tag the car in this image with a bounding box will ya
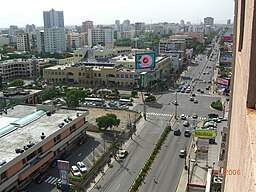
[183,120,190,127]
[173,128,181,136]
[203,80,206,83]
[191,93,196,97]
[34,172,49,184]
[192,113,198,119]
[172,100,178,105]
[212,118,222,123]
[207,72,210,74]
[197,89,201,92]
[201,90,204,94]
[184,130,191,137]
[117,149,128,159]
[179,149,186,158]
[203,72,206,75]
[206,87,210,90]
[208,113,219,118]
[77,162,87,173]
[189,97,194,101]
[180,114,186,120]
[186,89,191,93]
[50,158,58,168]
[194,99,198,103]
[71,165,82,177]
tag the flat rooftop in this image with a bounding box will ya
[0,105,87,165]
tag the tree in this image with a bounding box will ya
[39,87,58,102]
[65,89,88,108]
[8,79,25,87]
[96,113,120,130]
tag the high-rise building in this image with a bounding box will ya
[16,32,30,52]
[66,32,88,50]
[81,20,93,32]
[180,20,185,26]
[43,8,64,28]
[36,30,45,53]
[88,27,114,48]
[204,17,214,26]
[122,19,131,31]
[44,27,66,53]
[227,19,231,25]
[25,24,36,33]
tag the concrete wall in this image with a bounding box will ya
[223,0,256,191]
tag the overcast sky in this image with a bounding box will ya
[0,0,234,28]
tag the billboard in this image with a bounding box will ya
[135,53,155,72]
[57,160,70,188]
[191,129,217,139]
[139,72,149,88]
[216,77,229,86]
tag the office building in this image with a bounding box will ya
[16,33,30,52]
[0,104,89,192]
[204,17,214,26]
[43,8,64,28]
[222,0,256,191]
[81,20,93,32]
[44,27,66,53]
[88,27,114,48]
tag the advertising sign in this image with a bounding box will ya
[57,160,70,188]
[191,129,217,139]
[216,77,229,86]
[135,53,155,72]
[140,72,149,88]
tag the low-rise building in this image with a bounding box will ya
[0,103,89,192]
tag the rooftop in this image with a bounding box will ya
[0,105,87,165]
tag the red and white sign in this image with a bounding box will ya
[216,78,229,86]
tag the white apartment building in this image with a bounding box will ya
[88,27,114,48]
[116,31,135,39]
[16,33,30,52]
[44,27,66,53]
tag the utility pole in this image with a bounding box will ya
[175,89,178,119]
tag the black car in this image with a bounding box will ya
[184,130,191,137]
[208,113,219,118]
[174,128,181,136]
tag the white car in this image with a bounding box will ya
[77,162,87,173]
[180,114,186,120]
[71,165,82,177]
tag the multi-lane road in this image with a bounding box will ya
[89,42,223,192]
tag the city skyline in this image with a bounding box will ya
[0,0,234,28]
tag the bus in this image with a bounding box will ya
[84,98,105,106]
[119,99,133,106]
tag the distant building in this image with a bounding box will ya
[134,22,146,36]
[44,27,66,53]
[25,24,36,33]
[88,27,114,48]
[81,20,93,32]
[16,32,30,52]
[204,17,214,26]
[36,30,45,53]
[9,25,19,36]
[43,8,64,28]
[122,20,131,31]
[66,32,88,50]
[0,35,10,47]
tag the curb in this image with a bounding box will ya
[175,137,196,192]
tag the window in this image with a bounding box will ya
[116,74,119,78]
[98,73,101,77]
[27,151,37,161]
[79,73,81,76]
[94,73,97,77]
[54,134,61,143]
[130,74,133,79]
[134,74,138,79]
[121,74,124,78]
[70,125,76,133]
[238,0,246,51]
[37,147,42,154]
[125,74,128,78]
[1,172,6,180]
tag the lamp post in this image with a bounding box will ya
[188,155,191,191]
[175,91,178,119]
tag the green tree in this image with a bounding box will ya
[65,89,88,108]
[96,113,120,130]
[39,87,58,102]
[131,90,138,98]
[8,79,24,87]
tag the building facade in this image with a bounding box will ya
[66,32,88,50]
[16,33,30,52]
[88,27,114,48]
[43,9,64,28]
[0,104,89,192]
[36,30,45,53]
[44,27,66,53]
[204,17,214,26]
[222,0,256,191]
[81,20,93,33]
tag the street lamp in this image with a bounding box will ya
[188,155,191,190]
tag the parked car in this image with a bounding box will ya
[194,99,198,104]
[208,113,219,118]
[189,97,194,101]
[77,162,87,173]
[192,113,198,119]
[201,90,205,94]
[184,130,191,137]
[191,93,196,97]
[172,100,178,105]
[174,128,181,136]
[179,149,186,158]
[183,121,190,127]
[71,165,82,177]
[34,172,49,184]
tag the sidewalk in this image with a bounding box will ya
[85,118,146,191]
[176,110,228,192]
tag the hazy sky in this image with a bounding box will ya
[0,0,234,28]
